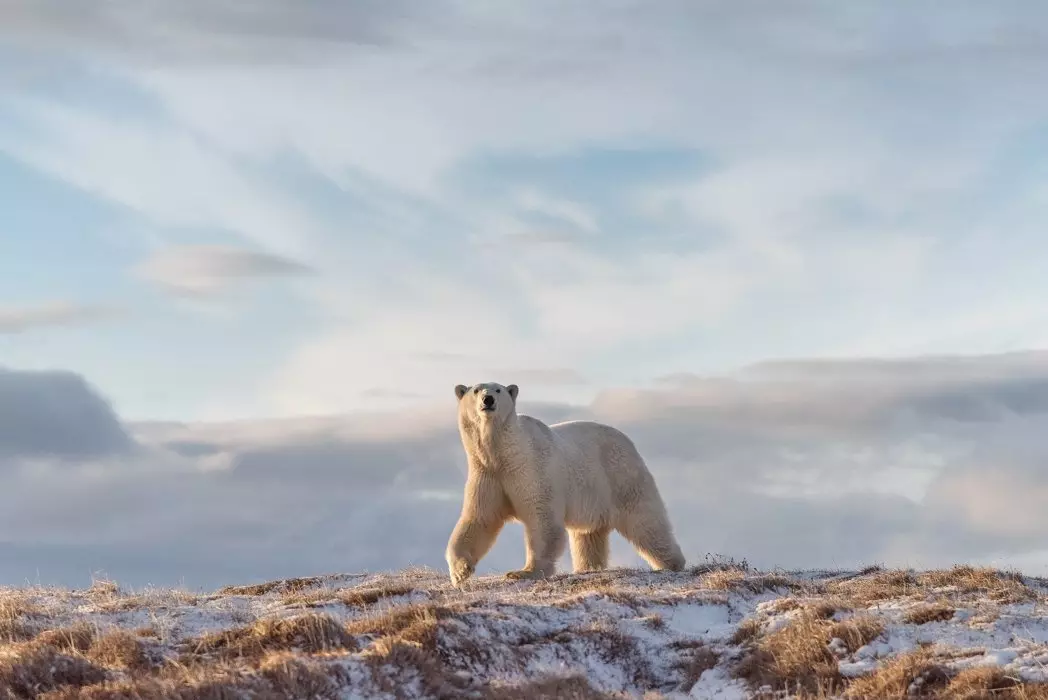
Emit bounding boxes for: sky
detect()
[3,1,1048,589]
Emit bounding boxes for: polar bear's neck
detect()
[459,415,528,474]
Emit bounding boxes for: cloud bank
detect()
[4,351,1048,590]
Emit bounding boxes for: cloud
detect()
[134,245,314,296]
[0,367,131,460]
[0,0,435,65]
[5,350,1048,589]
[4,1,1048,423]
[0,302,118,334]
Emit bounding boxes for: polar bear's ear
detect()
[507,384,519,400]
[455,384,469,400]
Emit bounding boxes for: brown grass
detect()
[346,603,453,650]
[730,617,763,645]
[734,606,883,695]
[917,566,1034,603]
[485,674,614,699]
[843,649,950,698]
[87,630,155,672]
[675,644,719,693]
[36,622,96,653]
[640,613,666,631]
[702,569,800,593]
[827,569,920,606]
[184,613,357,663]
[282,583,418,609]
[944,666,1021,698]
[217,576,326,597]
[0,591,47,642]
[904,602,956,625]
[37,653,352,700]
[0,643,109,699]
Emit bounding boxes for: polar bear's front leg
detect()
[446,471,508,587]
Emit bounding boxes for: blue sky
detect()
[3,1,1048,421]
[0,1,1039,421]
[6,2,1048,587]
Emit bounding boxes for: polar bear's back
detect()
[542,418,659,516]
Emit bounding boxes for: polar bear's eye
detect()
[473,387,479,395]
[496,388,501,393]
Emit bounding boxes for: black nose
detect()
[483,395,495,407]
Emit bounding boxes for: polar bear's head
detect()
[454,382,519,425]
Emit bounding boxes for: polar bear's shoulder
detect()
[516,414,555,439]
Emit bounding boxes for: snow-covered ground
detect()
[3,563,1048,698]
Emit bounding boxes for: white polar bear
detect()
[445,381,686,586]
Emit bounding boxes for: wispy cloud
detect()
[2,2,1048,422]
[0,302,118,334]
[134,245,313,297]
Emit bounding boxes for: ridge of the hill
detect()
[2,562,1048,698]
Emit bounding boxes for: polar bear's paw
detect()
[504,567,549,581]
[449,559,475,587]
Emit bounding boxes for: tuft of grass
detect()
[843,650,949,698]
[36,622,96,653]
[827,569,919,606]
[944,665,1021,698]
[37,653,352,700]
[346,603,453,650]
[185,613,357,663]
[0,591,48,642]
[702,569,799,593]
[0,643,108,698]
[86,629,155,672]
[217,576,326,597]
[730,617,763,645]
[674,643,719,693]
[903,602,956,625]
[733,606,883,695]
[485,674,613,699]
[282,583,418,609]
[917,566,1034,603]
[640,614,665,631]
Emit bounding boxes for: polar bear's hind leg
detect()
[569,528,610,572]
[618,501,686,572]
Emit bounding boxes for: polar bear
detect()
[445,381,685,586]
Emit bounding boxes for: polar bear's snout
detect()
[481,395,496,411]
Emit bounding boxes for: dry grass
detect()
[904,602,957,625]
[702,569,800,593]
[217,576,326,597]
[36,622,96,653]
[734,605,884,695]
[839,653,1048,699]
[282,582,418,609]
[0,643,109,699]
[484,674,614,699]
[0,591,48,642]
[843,649,950,698]
[730,617,763,645]
[944,666,1021,698]
[674,644,719,693]
[916,566,1035,603]
[87,629,156,672]
[37,653,352,700]
[826,569,920,606]
[640,613,666,631]
[184,613,357,663]
[346,603,453,650]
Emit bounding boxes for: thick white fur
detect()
[446,382,685,586]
